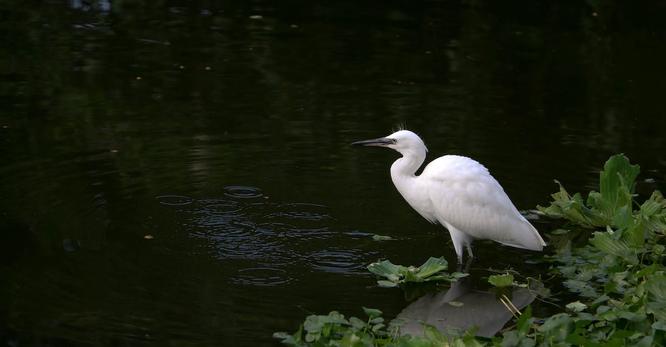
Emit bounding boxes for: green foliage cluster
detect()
[273,308,483,347]
[275,155,666,346]
[273,308,396,346]
[530,154,666,346]
[487,273,515,288]
[366,257,467,288]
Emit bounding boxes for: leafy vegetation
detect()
[367,257,467,288]
[276,154,666,346]
[273,308,484,347]
[487,273,515,288]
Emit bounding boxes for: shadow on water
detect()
[1,0,665,345]
[397,276,536,338]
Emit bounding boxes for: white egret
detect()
[352,130,546,264]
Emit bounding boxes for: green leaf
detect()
[623,219,645,248]
[272,331,298,345]
[349,317,366,330]
[563,279,598,298]
[369,317,384,324]
[415,257,449,278]
[589,232,637,264]
[645,273,666,302]
[367,260,402,280]
[362,307,382,319]
[377,280,398,288]
[639,191,666,234]
[372,234,394,241]
[539,155,642,230]
[367,257,463,287]
[595,154,640,219]
[566,301,588,312]
[488,273,514,288]
[422,325,446,343]
[538,313,574,341]
[538,181,606,228]
[551,228,570,235]
[516,305,533,335]
[652,321,666,331]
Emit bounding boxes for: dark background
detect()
[1,1,665,346]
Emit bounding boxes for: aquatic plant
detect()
[276,154,666,346]
[273,308,483,346]
[367,257,468,288]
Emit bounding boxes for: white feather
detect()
[362,130,546,263]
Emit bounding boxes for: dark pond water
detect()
[1,1,666,346]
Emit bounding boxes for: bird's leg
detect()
[461,244,474,273]
[455,255,464,272]
[462,256,473,273]
[465,244,474,261]
[448,227,466,270]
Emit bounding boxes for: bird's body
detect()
[353,130,545,263]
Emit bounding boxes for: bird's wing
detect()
[422,156,545,250]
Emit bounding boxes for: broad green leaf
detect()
[272,331,298,345]
[640,191,665,216]
[639,191,666,234]
[566,301,588,312]
[623,219,645,248]
[488,273,514,287]
[349,317,365,330]
[416,257,449,278]
[303,315,324,333]
[611,205,632,229]
[647,301,666,322]
[369,317,384,324]
[367,257,463,287]
[551,228,570,235]
[371,323,385,332]
[377,280,398,288]
[653,320,666,331]
[591,294,610,305]
[362,307,382,319]
[422,325,446,343]
[594,154,640,221]
[589,232,637,264]
[538,181,607,228]
[537,313,574,340]
[516,305,533,335]
[367,260,402,280]
[645,273,666,302]
[563,279,598,298]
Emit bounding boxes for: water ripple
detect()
[224,186,263,199]
[156,195,194,206]
[158,191,376,285]
[232,267,293,286]
[308,248,369,275]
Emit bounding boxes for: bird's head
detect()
[351,130,428,157]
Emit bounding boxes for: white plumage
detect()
[352,130,546,264]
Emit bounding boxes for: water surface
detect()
[1,1,665,346]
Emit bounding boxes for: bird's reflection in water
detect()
[396,277,536,338]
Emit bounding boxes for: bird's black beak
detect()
[351,137,396,147]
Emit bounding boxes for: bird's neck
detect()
[390,150,426,193]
